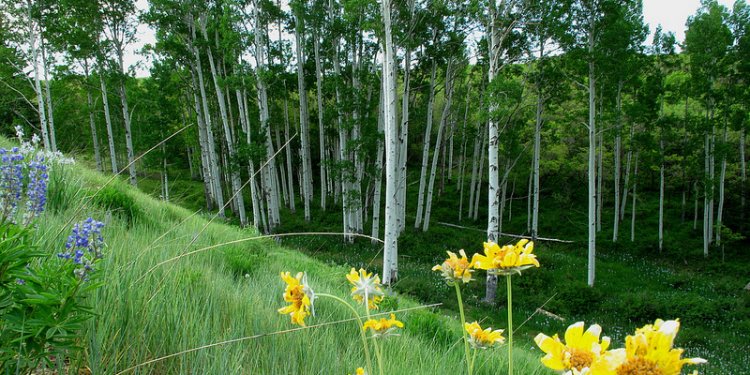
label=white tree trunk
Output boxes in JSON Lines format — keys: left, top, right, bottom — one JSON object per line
{"left": 473, "top": 125, "right": 488, "bottom": 221}
{"left": 99, "top": 76, "right": 118, "bottom": 174}
{"left": 613, "top": 82, "right": 623, "bottom": 242}
{"left": 190, "top": 70, "right": 215, "bottom": 210}
{"left": 532, "top": 85, "right": 543, "bottom": 240}
{"left": 41, "top": 44, "right": 57, "bottom": 152}
{"left": 294, "top": 11, "right": 313, "bottom": 222}
{"left": 372, "top": 82, "right": 385, "bottom": 244}
{"left": 191, "top": 25, "right": 225, "bottom": 217}
{"left": 381, "top": 0, "right": 399, "bottom": 285}
{"left": 202, "top": 21, "right": 247, "bottom": 226}
{"left": 283, "top": 87, "right": 296, "bottom": 212}
{"left": 631, "top": 152, "right": 639, "bottom": 242}
{"left": 115, "top": 43, "right": 137, "bottom": 186}
{"left": 313, "top": 30, "right": 327, "bottom": 210}
{"left": 597, "top": 132, "right": 603, "bottom": 232}
{"left": 423, "top": 61, "right": 455, "bottom": 232}
{"left": 83, "top": 60, "right": 103, "bottom": 172}
{"left": 715, "top": 124, "right": 727, "bottom": 245}
{"left": 28, "top": 8, "right": 50, "bottom": 151}
{"left": 586, "top": 20, "right": 597, "bottom": 287}
{"left": 415, "top": 61, "right": 437, "bottom": 228}
{"left": 620, "top": 125, "right": 633, "bottom": 221}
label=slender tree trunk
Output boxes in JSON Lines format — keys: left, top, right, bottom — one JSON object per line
{"left": 116, "top": 45, "right": 137, "bottom": 186}
{"left": 586, "top": 19, "right": 597, "bottom": 287}
{"left": 83, "top": 60, "right": 103, "bottom": 172}
{"left": 715, "top": 124, "right": 727, "bottom": 246}
{"left": 473, "top": 124, "right": 488, "bottom": 221}
{"left": 415, "top": 60, "right": 437, "bottom": 229}
{"left": 458, "top": 90, "right": 470, "bottom": 222}
{"left": 99, "top": 76, "right": 118, "bottom": 174}
{"left": 283, "top": 85, "right": 296, "bottom": 212}
{"left": 613, "top": 82, "right": 623, "bottom": 242}
{"left": 190, "top": 70, "right": 215, "bottom": 210}
{"left": 532, "top": 82, "right": 543, "bottom": 241}
{"left": 693, "top": 182, "right": 699, "bottom": 231}
{"left": 41, "top": 44, "right": 57, "bottom": 152}
{"left": 372, "top": 82, "right": 385, "bottom": 244}
{"left": 621, "top": 125, "right": 634, "bottom": 222}
{"left": 423, "top": 61, "right": 455, "bottom": 232}
{"left": 294, "top": 10, "right": 313, "bottom": 222}
{"left": 631, "top": 152, "right": 639, "bottom": 242}
{"left": 414, "top": 59, "right": 437, "bottom": 228}
{"left": 28, "top": 8, "right": 50, "bottom": 151}
{"left": 596, "top": 132, "right": 603, "bottom": 232}
{"left": 193, "top": 37, "right": 225, "bottom": 217}
{"left": 313, "top": 30, "right": 327, "bottom": 210}
{"left": 381, "top": 0, "right": 399, "bottom": 284}
{"left": 201, "top": 21, "right": 247, "bottom": 226}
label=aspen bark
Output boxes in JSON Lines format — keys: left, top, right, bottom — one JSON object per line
{"left": 313, "top": 30, "right": 327, "bottom": 210}
{"left": 100, "top": 76, "right": 118, "bottom": 174}
{"left": 381, "top": 0, "right": 399, "bottom": 285}
{"left": 631, "top": 152, "right": 639, "bottom": 242}
{"left": 715, "top": 124, "right": 727, "bottom": 246}
{"left": 423, "top": 60, "right": 455, "bottom": 232}
{"left": 27, "top": 5, "right": 50, "bottom": 151}
{"left": 415, "top": 61, "right": 437, "bottom": 228}
{"left": 372, "top": 82, "right": 385, "bottom": 244}
{"left": 613, "top": 82, "right": 623, "bottom": 242}
{"left": 587, "top": 17, "right": 597, "bottom": 287}
{"left": 83, "top": 60, "right": 103, "bottom": 172}
{"left": 294, "top": 11, "right": 313, "bottom": 222}
{"left": 41, "top": 44, "right": 57, "bottom": 152}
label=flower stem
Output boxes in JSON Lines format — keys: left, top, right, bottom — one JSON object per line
{"left": 318, "top": 293, "right": 373, "bottom": 375}
{"left": 506, "top": 274, "right": 513, "bottom": 375}
{"left": 454, "top": 283, "right": 472, "bottom": 375}
{"left": 365, "top": 289, "right": 384, "bottom": 375}
{"left": 470, "top": 348, "right": 477, "bottom": 374}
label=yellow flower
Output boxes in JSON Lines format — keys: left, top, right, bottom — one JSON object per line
{"left": 471, "top": 239, "right": 539, "bottom": 275}
{"left": 601, "top": 319, "right": 706, "bottom": 375}
{"left": 362, "top": 313, "right": 404, "bottom": 338}
{"left": 534, "top": 322, "right": 613, "bottom": 374}
{"left": 464, "top": 321, "right": 504, "bottom": 349}
{"left": 348, "top": 367, "right": 367, "bottom": 375}
{"left": 432, "top": 249, "right": 474, "bottom": 284}
{"left": 278, "top": 271, "right": 315, "bottom": 326}
{"left": 346, "top": 268, "right": 384, "bottom": 309}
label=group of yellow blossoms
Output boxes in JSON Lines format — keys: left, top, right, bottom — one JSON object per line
{"left": 535, "top": 319, "right": 706, "bottom": 375}
{"left": 280, "top": 238, "right": 706, "bottom": 375}
{"left": 432, "top": 239, "right": 540, "bottom": 283}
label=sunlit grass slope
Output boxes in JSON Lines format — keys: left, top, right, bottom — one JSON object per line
{"left": 36, "top": 161, "right": 551, "bottom": 374}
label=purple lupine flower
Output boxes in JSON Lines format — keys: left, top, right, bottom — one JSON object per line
{"left": 0, "top": 148, "right": 25, "bottom": 221}
{"left": 59, "top": 218, "right": 105, "bottom": 280}
{"left": 24, "top": 155, "right": 48, "bottom": 224}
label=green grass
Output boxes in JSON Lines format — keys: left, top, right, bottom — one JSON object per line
{"left": 128, "top": 161, "right": 749, "bottom": 374}
{"left": 32, "top": 159, "right": 551, "bottom": 374}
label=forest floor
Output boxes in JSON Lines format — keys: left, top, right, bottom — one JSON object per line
{"left": 139, "top": 170, "right": 750, "bottom": 374}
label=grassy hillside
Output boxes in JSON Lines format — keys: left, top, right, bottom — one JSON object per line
{"left": 32, "top": 157, "right": 550, "bottom": 374}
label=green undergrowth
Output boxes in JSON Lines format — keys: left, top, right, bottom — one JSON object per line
{"left": 33, "top": 159, "right": 550, "bottom": 374}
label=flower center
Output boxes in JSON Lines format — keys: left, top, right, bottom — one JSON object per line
{"left": 568, "top": 348, "right": 594, "bottom": 370}
{"left": 616, "top": 357, "right": 664, "bottom": 375}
